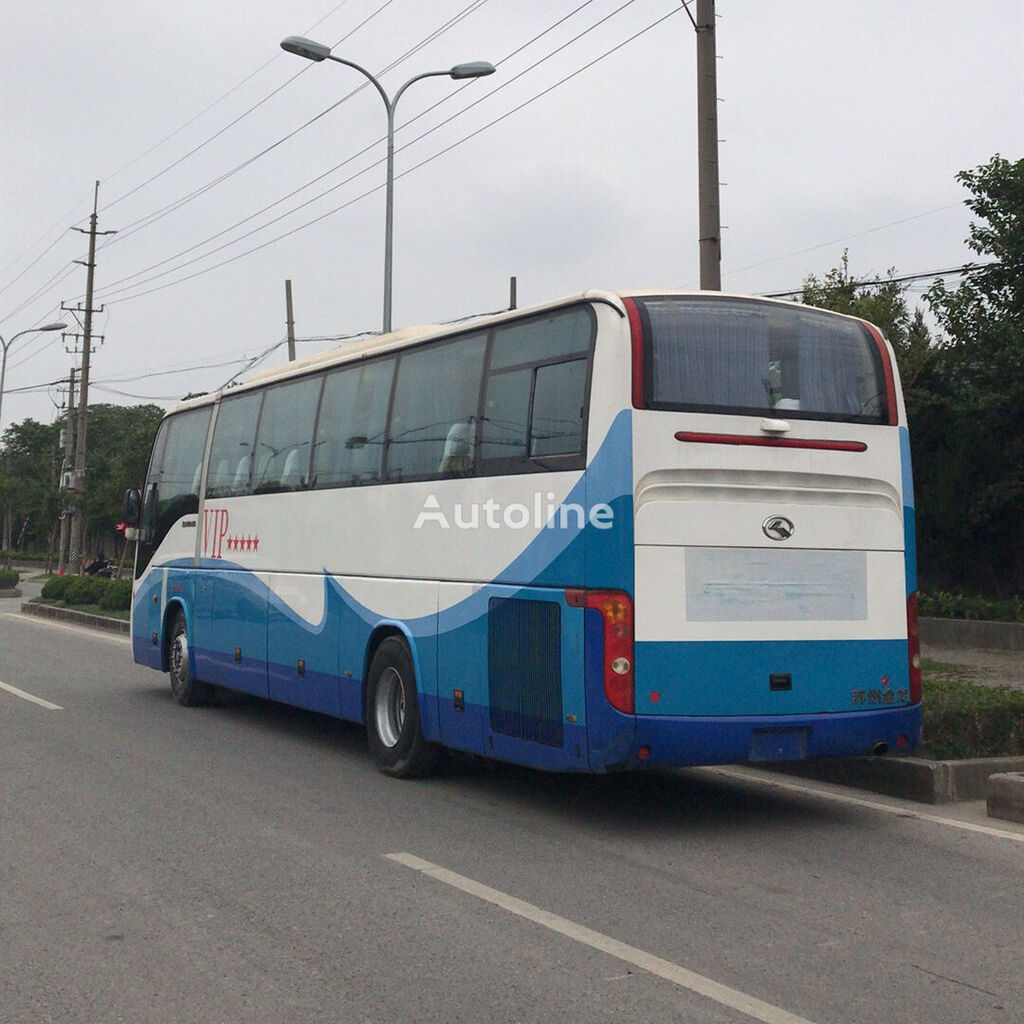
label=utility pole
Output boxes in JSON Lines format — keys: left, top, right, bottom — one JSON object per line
{"left": 285, "top": 279, "right": 297, "bottom": 361}
{"left": 66, "top": 182, "right": 115, "bottom": 573}
{"left": 695, "top": 0, "right": 722, "bottom": 290}
{"left": 58, "top": 368, "right": 76, "bottom": 575}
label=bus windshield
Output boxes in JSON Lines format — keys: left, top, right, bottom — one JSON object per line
{"left": 633, "top": 296, "right": 889, "bottom": 423}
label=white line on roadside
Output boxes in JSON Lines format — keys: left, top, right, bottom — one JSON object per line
{"left": 0, "top": 612, "right": 130, "bottom": 644}
{"left": 0, "top": 680, "right": 63, "bottom": 710}
{"left": 705, "top": 766, "right": 1024, "bottom": 843}
{"left": 386, "top": 852, "right": 821, "bottom": 1024}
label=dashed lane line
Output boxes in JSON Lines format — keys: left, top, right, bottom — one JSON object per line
{"left": 387, "top": 851, "right": 820, "bottom": 1024}
{"left": 0, "top": 680, "right": 63, "bottom": 710}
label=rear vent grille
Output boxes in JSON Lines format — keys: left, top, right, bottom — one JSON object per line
{"left": 488, "top": 597, "right": 563, "bottom": 747}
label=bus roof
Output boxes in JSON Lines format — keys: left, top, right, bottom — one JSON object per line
{"left": 165, "top": 288, "right": 875, "bottom": 416}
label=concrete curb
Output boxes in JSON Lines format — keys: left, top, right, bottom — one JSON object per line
{"left": 20, "top": 601, "right": 130, "bottom": 635}
{"left": 0, "top": 588, "right": 23, "bottom": 598}
{"left": 920, "top": 616, "right": 1023, "bottom": 652}
{"left": 986, "top": 772, "right": 1024, "bottom": 824}
{"left": 770, "top": 754, "right": 1024, "bottom": 805}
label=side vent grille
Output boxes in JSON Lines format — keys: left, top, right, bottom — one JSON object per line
{"left": 488, "top": 598, "right": 563, "bottom": 748}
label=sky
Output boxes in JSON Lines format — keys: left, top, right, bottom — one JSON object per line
{"left": 1, "top": 0, "right": 1022, "bottom": 433}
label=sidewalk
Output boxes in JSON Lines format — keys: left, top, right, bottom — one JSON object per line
{"left": 920, "top": 641, "right": 1023, "bottom": 691}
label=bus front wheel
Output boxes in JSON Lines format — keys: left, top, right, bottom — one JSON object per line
{"left": 366, "top": 637, "right": 439, "bottom": 778}
{"left": 168, "top": 610, "right": 212, "bottom": 707}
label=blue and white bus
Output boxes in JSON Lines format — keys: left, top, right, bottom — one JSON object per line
{"left": 125, "top": 290, "right": 922, "bottom": 776}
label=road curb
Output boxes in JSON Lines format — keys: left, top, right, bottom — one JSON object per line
{"left": 920, "top": 616, "right": 1023, "bottom": 652}
{"left": 986, "top": 772, "right": 1024, "bottom": 824}
{"left": 20, "top": 601, "right": 130, "bottom": 635}
{"left": 769, "top": 754, "right": 1024, "bottom": 805}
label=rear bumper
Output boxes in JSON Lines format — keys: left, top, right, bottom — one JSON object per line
{"left": 597, "top": 703, "right": 923, "bottom": 770}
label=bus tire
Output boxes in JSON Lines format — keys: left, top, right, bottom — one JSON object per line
{"left": 366, "top": 636, "right": 439, "bottom": 778}
{"left": 168, "top": 610, "right": 212, "bottom": 707}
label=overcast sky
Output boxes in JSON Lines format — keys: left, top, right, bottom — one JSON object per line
{"left": 1, "top": 0, "right": 1021, "bottom": 431}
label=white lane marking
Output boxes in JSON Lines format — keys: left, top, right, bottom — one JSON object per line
{"left": 0, "top": 612, "right": 130, "bottom": 644}
{"left": 387, "top": 852, "right": 820, "bottom": 1024}
{"left": 0, "top": 680, "right": 63, "bottom": 710}
{"left": 706, "top": 767, "right": 1024, "bottom": 844}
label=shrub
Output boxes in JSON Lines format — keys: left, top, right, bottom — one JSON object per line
{"left": 918, "top": 591, "right": 1024, "bottom": 622}
{"left": 0, "top": 569, "right": 19, "bottom": 589}
{"left": 41, "top": 575, "right": 74, "bottom": 600}
{"left": 98, "top": 579, "right": 132, "bottom": 612}
{"left": 920, "top": 677, "right": 1024, "bottom": 759}
{"left": 64, "top": 576, "right": 107, "bottom": 607}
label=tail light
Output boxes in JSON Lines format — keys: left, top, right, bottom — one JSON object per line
{"left": 907, "top": 592, "right": 922, "bottom": 703}
{"left": 567, "top": 589, "right": 635, "bottom": 714}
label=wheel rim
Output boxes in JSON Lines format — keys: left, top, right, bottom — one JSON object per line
{"left": 171, "top": 630, "right": 188, "bottom": 686}
{"left": 374, "top": 667, "right": 405, "bottom": 748}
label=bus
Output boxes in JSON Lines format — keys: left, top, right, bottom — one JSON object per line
{"left": 124, "top": 290, "right": 922, "bottom": 776}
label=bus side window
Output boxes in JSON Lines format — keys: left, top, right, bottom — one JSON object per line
{"left": 386, "top": 335, "right": 486, "bottom": 481}
{"left": 531, "top": 358, "right": 587, "bottom": 457}
{"left": 313, "top": 358, "right": 395, "bottom": 488}
{"left": 206, "top": 391, "right": 262, "bottom": 498}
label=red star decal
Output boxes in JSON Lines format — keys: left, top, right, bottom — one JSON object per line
{"left": 649, "top": 691, "right": 661, "bottom": 703}
{"left": 252, "top": 535, "right": 259, "bottom": 551}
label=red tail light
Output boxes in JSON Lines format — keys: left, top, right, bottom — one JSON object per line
{"left": 907, "top": 592, "right": 922, "bottom": 703}
{"left": 567, "top": 588, "right": 635, "bottom": 714}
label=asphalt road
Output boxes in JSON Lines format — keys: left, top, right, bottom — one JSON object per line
{"left": 2, "top": 603, "right": 1022, "bottom": 1024}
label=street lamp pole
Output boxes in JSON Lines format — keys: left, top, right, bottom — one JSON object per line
{"left": 281, "top": 36, "right": 495, "bottom": 334}
{"left": 0, "top": 322, "right": 68, "bottom": 431}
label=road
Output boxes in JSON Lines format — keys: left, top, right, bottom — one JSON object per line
{"left": 2, "top": 602, "right": 1022, "bottom": 1024}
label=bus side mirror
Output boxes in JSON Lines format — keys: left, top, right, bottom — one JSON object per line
{"left": 121, "top": 488, "right": 142, "bottom": 528}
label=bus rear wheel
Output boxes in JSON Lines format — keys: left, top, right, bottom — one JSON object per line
{"left": 366, "top": 637, "right": 439, "bottom": 778}
{"left": 168, "top": 610, "right": 212, "bottom": 707}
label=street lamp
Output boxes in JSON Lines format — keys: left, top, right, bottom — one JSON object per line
{"left": 0, "top": 322, "right": 68, "bottom": 430}
{"left": 281, "top": 35, "right": 495, "bottom": 334}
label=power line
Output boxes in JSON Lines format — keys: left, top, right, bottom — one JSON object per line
{"left": 91, "top": 0, "right": 602, "bottom": 303}
{"left": 99, "top": 0, "right": 401, "bottom": 217}
{"left": 760, "top": 262, "right": 991, "bottom": 299}
{"left": 100, "top": 0, "right": 664, "bottom": 306}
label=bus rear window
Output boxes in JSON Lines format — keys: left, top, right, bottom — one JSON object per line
{"left": 634, "top": 297, "right": 890, "bottom": 423}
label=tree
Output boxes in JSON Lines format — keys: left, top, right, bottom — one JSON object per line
{"left": 801, "top": 249, "right": 937, "bottom": 392}
{"left": 0, "top": 418, "right": 61, "bottom": 559}
{"left": 77, "top": 403, "right": 164, "bottom": 556}
{"left": 0, "top": 403, "right": 163, "bottom": 564}
{"left": 924, "top": 155, "right": 1024, "bottom": 593}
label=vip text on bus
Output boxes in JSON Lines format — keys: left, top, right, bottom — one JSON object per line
{"left": 124, "top": 290, "right": 923, "bottom": 776}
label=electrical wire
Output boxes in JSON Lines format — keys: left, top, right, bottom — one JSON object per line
{"left": 99, "top": 0, "right": 661, "bottom": 306}
{"left": 760, "top": 262, "right": 989, "bottom": 299}
{"left": 90, "top": 0, "right": 601, "bottom": 302}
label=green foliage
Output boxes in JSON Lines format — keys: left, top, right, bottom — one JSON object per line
{"left": 64, "top": 576, "right": 108, "bottom": 607}
{"left": 920, "top": 676, "right": 1024, "bottom": 759}
{"left": 0, "top": 568, "right": 19, "bottom": 589}
{"left": 97, "top": 578, "right": 132, "bottom": 611}
{"left": 41, "top": 575, "right": 74, "bottom": 600}
{"left": 923, "top": 155, "right": 1024, "bottom": 594}
{"left": 77, "top": 403, "right": 164, "bottom": 537}
{"left": 804, "top": 156, "right": 1023, "bottom": 596}
{"left": 0, "top": 418, "right": 62, "bottom": 553}
{"left": 0, "top": 550, "right": 48, "bottom": 562}
{"left": 1, "top": 402, "right": 163, "bottom": 561}
{"left": 918, "top": 591, "right": 1024, "bottom": 622}
{"left": 39, "top": 573, "right": 130, "bottom": 613}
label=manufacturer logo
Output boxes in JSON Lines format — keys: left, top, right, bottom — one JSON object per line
{"left": 762, "top": 515, "right": 794, "bottom": 541}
